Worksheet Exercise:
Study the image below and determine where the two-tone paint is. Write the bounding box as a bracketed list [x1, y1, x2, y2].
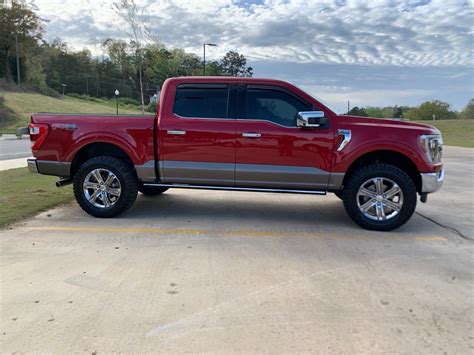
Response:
[28, 76, 442, 194]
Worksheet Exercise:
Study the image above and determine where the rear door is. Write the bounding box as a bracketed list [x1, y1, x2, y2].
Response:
[158, 83, 236, 186]
[235, 84, 333, 190]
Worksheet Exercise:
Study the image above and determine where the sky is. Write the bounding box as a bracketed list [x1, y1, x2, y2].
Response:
[31, 0, 473, 113]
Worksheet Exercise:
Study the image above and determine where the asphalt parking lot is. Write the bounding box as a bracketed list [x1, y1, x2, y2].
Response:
[1, 147, 473, 353]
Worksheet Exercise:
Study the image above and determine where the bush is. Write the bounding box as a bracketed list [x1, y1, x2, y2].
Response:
[404, 100, 457, 120]
[120, 97, 140, 106]
[35, 85, 60, 98]
[145, 101, 157, 113]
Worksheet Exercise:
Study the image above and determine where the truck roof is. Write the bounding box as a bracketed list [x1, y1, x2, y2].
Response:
[166, 76, 291, 85]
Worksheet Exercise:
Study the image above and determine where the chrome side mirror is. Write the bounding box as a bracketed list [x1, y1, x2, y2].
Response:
[296, 111, 327, 128]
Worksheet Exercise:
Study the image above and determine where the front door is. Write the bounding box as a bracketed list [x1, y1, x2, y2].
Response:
[158, 83, 236, 186]
[235, 84, 333, 190]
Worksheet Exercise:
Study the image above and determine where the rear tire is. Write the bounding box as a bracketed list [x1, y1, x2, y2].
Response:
[138, 184, 169, 196]
[73, 156, 138, 218]
[342, 163, 417, 231]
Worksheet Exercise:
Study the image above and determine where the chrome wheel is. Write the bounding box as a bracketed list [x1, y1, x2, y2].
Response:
[356, 177, 403, 221]
[83, 168, 121, 208]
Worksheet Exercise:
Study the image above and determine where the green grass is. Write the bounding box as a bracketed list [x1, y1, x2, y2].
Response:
[0, 168, 74, 228]
[0, 91, 142, 133]
[415, 119, 474, 148]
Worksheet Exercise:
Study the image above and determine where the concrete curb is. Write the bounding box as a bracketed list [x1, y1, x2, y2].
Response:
[0, 158, 28, 171]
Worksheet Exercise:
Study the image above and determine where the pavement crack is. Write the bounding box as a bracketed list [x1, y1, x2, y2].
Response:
[415, 212, 472, 241]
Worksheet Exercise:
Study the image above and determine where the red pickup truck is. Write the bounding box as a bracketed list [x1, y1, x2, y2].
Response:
[26, 77, 444, 231]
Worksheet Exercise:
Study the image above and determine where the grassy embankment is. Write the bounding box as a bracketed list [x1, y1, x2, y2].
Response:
[415, 119, 473, 148]
[0, 91, 142, 133]
[0, 168, 73, 228]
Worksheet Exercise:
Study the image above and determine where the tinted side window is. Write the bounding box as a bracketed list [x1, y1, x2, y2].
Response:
[245, 87, 312, 127]
[174, 84, 229, 118]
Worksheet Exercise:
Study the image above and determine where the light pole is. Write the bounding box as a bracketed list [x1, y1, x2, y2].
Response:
[61, 84, 67, 98]
[203, 43, 217, 76]
[15, 32, 20, 85]
[115, 89, 120, 115]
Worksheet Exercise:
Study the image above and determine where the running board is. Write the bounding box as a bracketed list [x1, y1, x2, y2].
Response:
[143, 183, 326, 195]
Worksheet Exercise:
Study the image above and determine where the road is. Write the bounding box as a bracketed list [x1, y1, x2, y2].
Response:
[0, 147, 473, 353]
[0, 138, 31, 160]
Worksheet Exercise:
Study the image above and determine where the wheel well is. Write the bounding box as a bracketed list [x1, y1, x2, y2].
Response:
[342, 150, 422, 192]
[71, 142, 134, 176]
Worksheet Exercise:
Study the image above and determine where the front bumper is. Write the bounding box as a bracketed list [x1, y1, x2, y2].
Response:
[27, 158, 71, 177]
[420, 169, 444, 193]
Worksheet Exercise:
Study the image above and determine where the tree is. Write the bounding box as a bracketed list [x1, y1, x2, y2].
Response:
[365, 106, 383, 118]
[113, 0, 148, 113]
[218, 51, 253, 77]
[460, 98, 474, 119]
[348, 106, 368, 117]
[0, 0, 43, 82]
[405, 100, 457, 120]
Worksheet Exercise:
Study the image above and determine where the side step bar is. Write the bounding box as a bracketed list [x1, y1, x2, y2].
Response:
[143, 183, 326, 195]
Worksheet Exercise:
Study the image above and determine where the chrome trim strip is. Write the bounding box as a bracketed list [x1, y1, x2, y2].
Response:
[27, 158, 38, 174]
[167, 130, 186, 135]
[142, 183, 326, 195]
[337, 129, 351, 151]
[241, 132, 261, 138]
[421, 169, 444, 193]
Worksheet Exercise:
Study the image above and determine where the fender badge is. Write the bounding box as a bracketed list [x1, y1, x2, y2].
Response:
[51, 123, 77, 131]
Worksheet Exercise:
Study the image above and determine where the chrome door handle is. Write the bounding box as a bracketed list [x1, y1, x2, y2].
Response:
[167, 130, 186, 135]
[242, 132, 261, 138]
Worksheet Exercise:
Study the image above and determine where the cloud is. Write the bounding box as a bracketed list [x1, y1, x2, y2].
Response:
[251, 61, 474, 112]
[35, 0, 473, 66]
[32, 0, 473, 110]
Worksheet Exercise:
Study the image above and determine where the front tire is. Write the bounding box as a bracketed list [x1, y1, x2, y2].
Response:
[342, 164, 417, 231]
[73, 156, 138, 218]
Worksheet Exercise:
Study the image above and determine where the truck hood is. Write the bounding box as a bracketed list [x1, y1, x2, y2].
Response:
[339, 115, 441, 135]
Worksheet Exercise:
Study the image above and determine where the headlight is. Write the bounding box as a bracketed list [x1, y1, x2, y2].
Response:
[419, 134, 443, 164]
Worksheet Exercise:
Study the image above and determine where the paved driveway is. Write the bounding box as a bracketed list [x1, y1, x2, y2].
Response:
[0, 147, 473, 353]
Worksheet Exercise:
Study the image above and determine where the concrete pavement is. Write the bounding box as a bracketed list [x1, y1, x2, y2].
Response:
[0, 146, 473, 353]
[417, 146, 474, 239]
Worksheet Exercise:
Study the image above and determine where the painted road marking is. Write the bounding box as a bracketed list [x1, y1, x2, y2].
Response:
[20, 226, 448, 241]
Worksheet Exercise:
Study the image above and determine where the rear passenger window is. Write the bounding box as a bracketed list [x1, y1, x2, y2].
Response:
[174, 84, 229, 118]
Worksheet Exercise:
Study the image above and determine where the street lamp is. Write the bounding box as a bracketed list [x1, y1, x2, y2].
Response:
[115, 89, 120, 115]
[203, 43, 217, 76]
[61, 83, 67, 98]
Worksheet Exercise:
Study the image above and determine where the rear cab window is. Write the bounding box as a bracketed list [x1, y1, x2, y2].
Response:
[173, 84, 230, 119]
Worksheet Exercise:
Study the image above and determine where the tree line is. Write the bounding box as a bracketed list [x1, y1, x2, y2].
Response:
[0, 0, 253, 112]
[348, 99, 473, 120]
[1, 1, 472, 119]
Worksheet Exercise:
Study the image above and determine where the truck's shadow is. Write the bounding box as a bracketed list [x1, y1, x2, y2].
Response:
[121, 190, 428, 235]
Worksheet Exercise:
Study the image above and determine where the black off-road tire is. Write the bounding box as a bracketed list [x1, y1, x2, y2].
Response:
[334, 191, 344, 200]
[73, 156, 138, 218]
[342, 163, 417, 231]
[138, 184, 169, 196]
